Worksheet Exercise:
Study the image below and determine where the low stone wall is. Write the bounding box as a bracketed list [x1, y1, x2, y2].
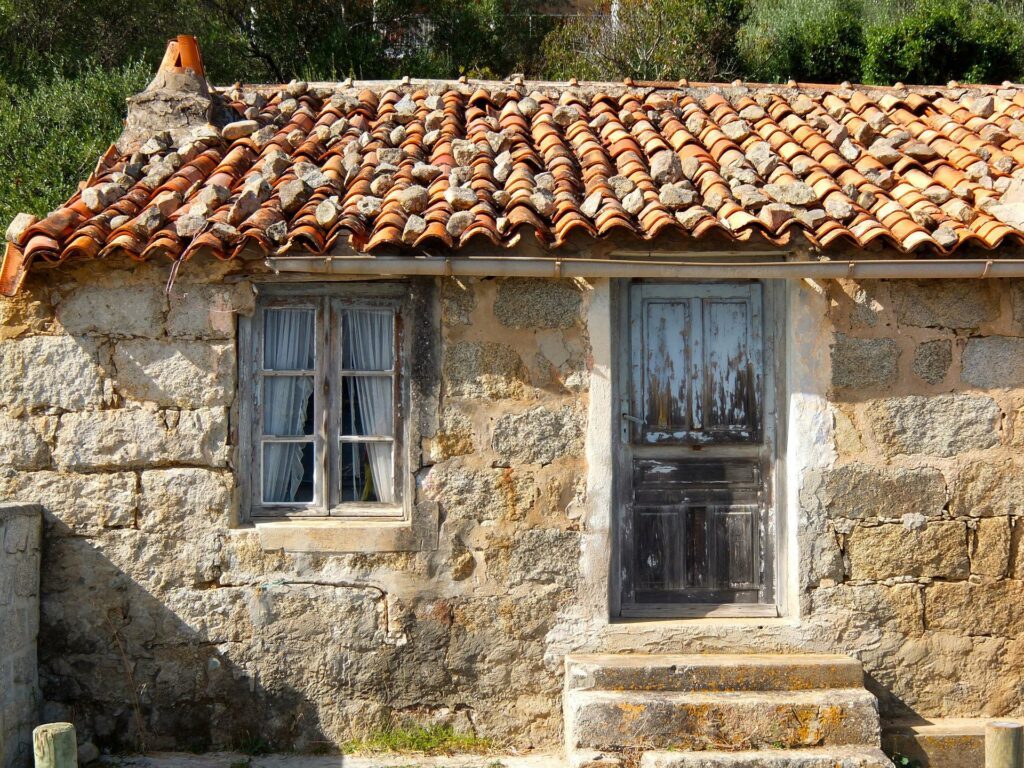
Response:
[0, 503, 41, 768]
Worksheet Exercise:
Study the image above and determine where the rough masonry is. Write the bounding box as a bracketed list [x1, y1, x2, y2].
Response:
[0, 503, 41, 768]
[0, 252, 1023, 754]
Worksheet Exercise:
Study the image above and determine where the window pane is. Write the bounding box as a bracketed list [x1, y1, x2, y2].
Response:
[341, 376, 393, 437]
[264, 308, 315, 370]
[263, 376, 315, 436]
[262, 442, 315, 503]
[342, 308, 394, 371]
[340, 441, 393, 503]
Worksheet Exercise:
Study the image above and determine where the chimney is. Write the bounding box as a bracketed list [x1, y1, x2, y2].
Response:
[118, 35, 213, 153]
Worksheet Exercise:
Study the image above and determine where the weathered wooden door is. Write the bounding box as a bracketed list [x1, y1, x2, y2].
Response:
[618, 282, 774, 616]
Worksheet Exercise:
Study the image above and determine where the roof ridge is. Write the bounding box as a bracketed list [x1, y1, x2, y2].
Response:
[217, 77, 1024, 95]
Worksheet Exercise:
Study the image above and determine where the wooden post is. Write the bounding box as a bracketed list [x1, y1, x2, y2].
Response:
[32, 723, 78, 768]
[986, 721, 1023, 768]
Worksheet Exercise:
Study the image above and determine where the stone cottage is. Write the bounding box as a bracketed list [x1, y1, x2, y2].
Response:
[4, 34, 1024, 768]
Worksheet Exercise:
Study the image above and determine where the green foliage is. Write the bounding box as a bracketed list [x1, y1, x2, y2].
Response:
[863, 0, 1024, 85]
[373, 0, 555, 80]
[341, 723, 492, 755]
[0, 61, 148, 227]
[737, 0, 865, 83]
[0, 0, 187, 86]
[542, 0, 746, 82]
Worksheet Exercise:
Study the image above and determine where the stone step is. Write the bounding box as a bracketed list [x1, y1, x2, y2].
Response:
[565, 688, 880, 753]
[565, 653, 864, 693]
[640, 746, 895, 768]
[881, 717, 1020, 768]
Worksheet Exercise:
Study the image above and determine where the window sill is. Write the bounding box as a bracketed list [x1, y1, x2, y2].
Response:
[250, 503, 437, 553]
[620, 603, 779, 620]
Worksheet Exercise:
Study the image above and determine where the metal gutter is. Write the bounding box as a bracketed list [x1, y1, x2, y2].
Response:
[265, 255, 1024, 280]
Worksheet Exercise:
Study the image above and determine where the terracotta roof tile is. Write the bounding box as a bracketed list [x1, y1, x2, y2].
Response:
[8, 75, 1024, 292]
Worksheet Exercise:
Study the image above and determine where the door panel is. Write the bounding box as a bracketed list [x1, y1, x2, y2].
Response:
[620, 282, 773, 612]
[641, 299, 691, 434]
[703, 297, 761, 437]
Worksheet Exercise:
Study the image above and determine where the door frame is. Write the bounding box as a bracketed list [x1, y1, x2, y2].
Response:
[611, 278, 788, 620]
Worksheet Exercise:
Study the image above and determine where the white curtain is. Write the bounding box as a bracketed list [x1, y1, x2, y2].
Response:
[345, 309, 395, 503]
[263, 309, 315, 503]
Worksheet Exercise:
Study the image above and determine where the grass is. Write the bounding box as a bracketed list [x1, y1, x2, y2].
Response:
[341, 723, 493, 756]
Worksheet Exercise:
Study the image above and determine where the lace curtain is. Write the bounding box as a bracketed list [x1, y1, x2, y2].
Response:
[344, 309, 395, 503]
[263, 309, 315, 503]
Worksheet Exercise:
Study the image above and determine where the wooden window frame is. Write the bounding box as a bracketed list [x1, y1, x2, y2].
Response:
[614, 279, 784, 620]
[238, 282, 411, 522]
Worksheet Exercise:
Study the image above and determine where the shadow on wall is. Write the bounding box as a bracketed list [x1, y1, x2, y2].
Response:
[40, 517, 335, 754]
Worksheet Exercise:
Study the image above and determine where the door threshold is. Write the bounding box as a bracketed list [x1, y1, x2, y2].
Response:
[620, 603, 779, 619]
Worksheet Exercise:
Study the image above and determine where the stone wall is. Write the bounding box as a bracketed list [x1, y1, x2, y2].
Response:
[0, 257, 588, 753]
[808, 277, 1024, 719]
[0, 503, 41, 768]
[4, 256, 1024, 755]
[554, 276, 1024, 728]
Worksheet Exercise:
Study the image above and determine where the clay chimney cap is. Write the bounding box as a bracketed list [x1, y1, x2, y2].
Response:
[158, 35, 205, 78]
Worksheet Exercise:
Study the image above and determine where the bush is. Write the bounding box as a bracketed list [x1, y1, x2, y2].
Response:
[374, 0, 555, 80]
[863, 0, 1024, 84]
[542, 0, 746, 82]
[0, 62, 149, 228]
[737, 0, 866, 83]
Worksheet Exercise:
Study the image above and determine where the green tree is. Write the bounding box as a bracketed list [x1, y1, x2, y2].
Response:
[737, 0, 865, 83]
[542, 0, 747, 82]
[0, 62, 149, 226]
[863, 0, 1024, 84]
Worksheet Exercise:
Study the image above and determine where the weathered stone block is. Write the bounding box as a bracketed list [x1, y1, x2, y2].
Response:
[926, 580, 1024, 636]
[970, 517, 1010, 577]
[892, 281, 998, 329]
[422, 464, 535, 522]
[830, 335, 898, 390]
[951, 459, 1024, 517]
[162, 586, 254, 644]
[494, 278, 582, 329]
[962, 336, 1024, 388]
[865, 394, 1001, 457]
[57, 285, 164, 336]
[846, 521, 969, 579]
[1012, 280, 1024, 330]
[0, 336, 105, 410]
[506, 529, 579, 586]
[831, 405, 864, 456]
[801, 462, 946, 520]
[113, 340, 234, 407]
[54, 408, 228, 470]
[0, 471, 136, 534]
[811, 583, 924, 637]
[913, 339, 952, 384]
[444, 341, 530, 399]
[442, 280, 476, 325]
[247, 583, 384, 652]
[0, 415, 49, 470]
[835, 280, 887, 329]
[140, 468, 232, 537]
[426, 408, 474, 461]
[492, 405, 584, 465]
[165, 284, 253, 338]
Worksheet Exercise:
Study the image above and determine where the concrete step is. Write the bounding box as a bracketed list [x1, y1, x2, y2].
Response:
[881, 717, 1022, 768]
[565, 654, 864, 693]
[565, 688, 881, 753]
[640, 746, 895, 768]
